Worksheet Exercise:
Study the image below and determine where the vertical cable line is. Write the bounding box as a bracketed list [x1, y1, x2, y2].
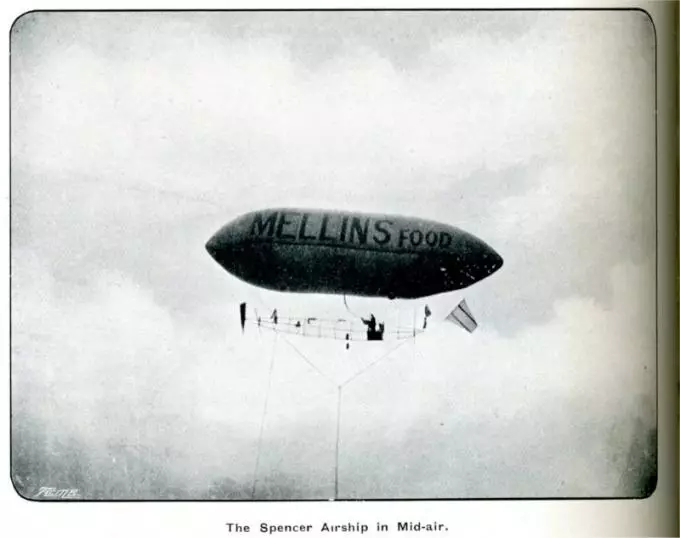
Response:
[334, 386, 342, 500]
[251, 333, 278, 499]
[249, 307, 417, 500]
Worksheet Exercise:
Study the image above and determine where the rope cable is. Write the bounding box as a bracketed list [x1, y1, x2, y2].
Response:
[250, 333, 278, 499]
[279, 335, 336, 387]
[340, 339, 409, 388]
[333, 386, 342, 500]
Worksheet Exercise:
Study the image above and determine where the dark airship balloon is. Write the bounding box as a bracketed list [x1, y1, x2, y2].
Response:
[206, 208, 503, 299]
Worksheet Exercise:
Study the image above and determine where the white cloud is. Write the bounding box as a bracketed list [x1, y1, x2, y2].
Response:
[12, 12, 653, 201]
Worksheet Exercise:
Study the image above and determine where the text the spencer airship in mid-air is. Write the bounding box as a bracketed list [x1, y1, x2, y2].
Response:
[206, 208, 503, 300]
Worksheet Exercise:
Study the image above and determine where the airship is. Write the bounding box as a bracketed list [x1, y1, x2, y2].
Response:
[205, 208, 502, 300]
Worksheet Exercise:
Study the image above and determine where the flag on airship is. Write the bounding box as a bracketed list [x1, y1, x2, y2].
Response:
[446, 299, 478, 333]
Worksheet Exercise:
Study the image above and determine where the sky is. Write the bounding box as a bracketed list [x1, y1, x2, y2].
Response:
[10, 10, 657, 500]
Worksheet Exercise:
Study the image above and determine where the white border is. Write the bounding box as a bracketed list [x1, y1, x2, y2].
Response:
[2, 2, 676, 537]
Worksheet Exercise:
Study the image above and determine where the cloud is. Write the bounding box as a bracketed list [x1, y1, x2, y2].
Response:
[12, 12, 653, 195]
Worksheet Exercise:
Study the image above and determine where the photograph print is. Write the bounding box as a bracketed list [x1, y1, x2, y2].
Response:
[11, 10, 657, 500]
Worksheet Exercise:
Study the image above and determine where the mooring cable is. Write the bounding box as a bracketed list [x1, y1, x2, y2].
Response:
[250, 333, 278, 499]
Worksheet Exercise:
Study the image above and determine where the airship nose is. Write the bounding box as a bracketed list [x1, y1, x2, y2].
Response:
[205, 232, 221, 260]
[205, 231, 218, 254]
[205, 226, 236, 267]
[206, 223, 246, 274]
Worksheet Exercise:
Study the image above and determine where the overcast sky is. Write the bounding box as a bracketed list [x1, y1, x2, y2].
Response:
[11, 10, 656, 500]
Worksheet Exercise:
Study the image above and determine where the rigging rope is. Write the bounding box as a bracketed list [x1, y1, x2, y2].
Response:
[339, 339, 409, 388]
[251, 320, 414, 501]
[343, 294, 361, 320]
[251, 333, 278, 499]
[334, 386, 342, 500]
[280, 335, 336, 387]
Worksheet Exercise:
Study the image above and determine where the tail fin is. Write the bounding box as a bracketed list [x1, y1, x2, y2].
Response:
[240, 302, 247, 332]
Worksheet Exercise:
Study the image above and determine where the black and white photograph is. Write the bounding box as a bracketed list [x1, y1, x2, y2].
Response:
[10, 9, 660, 502]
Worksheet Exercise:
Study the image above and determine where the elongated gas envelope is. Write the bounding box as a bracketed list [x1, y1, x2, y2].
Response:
[206, 208, 503, 299]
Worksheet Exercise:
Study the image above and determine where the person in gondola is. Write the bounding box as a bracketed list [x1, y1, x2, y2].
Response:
[361, 314, 377, 332]
[361, 314, 383, 341]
